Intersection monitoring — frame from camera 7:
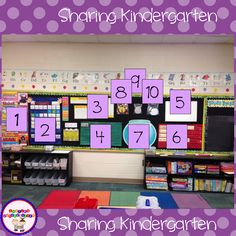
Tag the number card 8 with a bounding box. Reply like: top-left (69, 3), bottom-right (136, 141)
top-left (35, 118), bottom-right (56, 142)
top-left (111, 80), bottom-right (132, 104)
top-left (6, 107), bottom-right (28, 132)
top-left (167, 125), bottom-right (187, 149)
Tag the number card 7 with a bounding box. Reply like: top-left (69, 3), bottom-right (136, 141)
top-left (6, 107), bottom-right (28, 132)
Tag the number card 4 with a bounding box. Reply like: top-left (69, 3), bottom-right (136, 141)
top-left (90, 124), bottom-right (111, 149)
top-left (167, 125), bottom-right (187, 149)
top-left (125, 68), bottom-right (146, 93)
top-left (142, 79), bottom-right (164, 104)
top-left (35, 118), bottom-right (56, 142)
top-left (170, 89), bottom-right (191, 114)
top-left (128, 124), bottom-right (149, 149)
top-left (6, 107), bottom-right (28, 132)
top-left (87, 95), bottom-right (108, 119)
top-left (111, 80), bottom-right (132, 104)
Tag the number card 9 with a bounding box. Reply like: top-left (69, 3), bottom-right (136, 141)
top-left (87, 95), bottom-right (108, 119)
top-left (170, 89), bottom-right (191, 114)
top-left (35, 118), bottom-right (56, 142)
top-left (142, 79), bottom-right (163, 104)
top-left (167, 125), bottom-right (187, 149)
top-left (90, 124), bottom-right (111, 149)
top-left (111, 80), bottom-right (132, 104)
top-left (6, 107), bottom-right (28, 132)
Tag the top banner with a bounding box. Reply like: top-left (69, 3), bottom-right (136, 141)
top-left (0, 0), bottom-right (236, 34)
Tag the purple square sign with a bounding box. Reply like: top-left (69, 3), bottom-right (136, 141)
top-left (111, 79), bottom-right (132, 104)
top-left (142, 79), bottom-right (164, 104)
top-left (6, 107), bottom-right (28, 132)
top-left (125, 68), bottom-right (146, 93)
top-left (128, 124), bottom-right (149, 149)
top-left (90, 124), bottom-right (111, 149)
top-left (87, 94), bottom-right (108, 119)
top-left (167, 125), bottom-right (187, 149)
top-left (35, 118), bottom-right (56, 142)
top-left (170, 89), bottom-right (191, 114)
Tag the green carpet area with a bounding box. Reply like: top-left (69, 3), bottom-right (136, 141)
top-left (110, 191), bottom-right (140, 206)
top-left (2, 183), bottom-right (234, 208)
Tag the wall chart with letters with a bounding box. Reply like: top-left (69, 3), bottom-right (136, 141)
top-left (2, 69), bottom-right (234, 152)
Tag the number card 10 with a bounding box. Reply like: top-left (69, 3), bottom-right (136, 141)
top-left (6, 107), bottom-right (28, 132)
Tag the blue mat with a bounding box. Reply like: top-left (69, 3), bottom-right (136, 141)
top-left (140, 192), bottom-right (179, 209)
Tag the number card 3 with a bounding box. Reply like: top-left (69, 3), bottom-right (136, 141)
top-left (170, 89), bottom-right (191, 114)
top-left (87, 95), bottom-right (108, 119)
top-left (142, 79), bottom-right (164, 104)
top-left (111, 80), bottom-right (132, 104)
top-left (167, 125), bottom-right (187, 149)
top-left (35, 118), bottom-right (56, 142)
top-left (6, 107), bottom-right (28, 132)
top-left (90, 124), bottom-right (111, 149)
top-left (125, 68), bottom-right (146, 93)
top-left (128, 124), bottom-right (149, 149)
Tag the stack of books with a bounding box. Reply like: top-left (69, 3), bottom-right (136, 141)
top-left (168, 161), bottom-right (192, 175)
top-left (145, 174), bottom-right (168, 190)
top-left (194, 179), bottom-right (233, 192)
top-left (169, 177), bottom-right (193, 191)
top-left (220, 162), bottom-right (234, 175)
top-left (146, 166), bottom-right (166, 174)
top-left (206, 165), bottom-right (220, 175)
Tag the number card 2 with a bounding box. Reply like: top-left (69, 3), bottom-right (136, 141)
top-left (128, 124), bottom-right (149, 149)
top-left (6, 107), bottom-right (28, 132)
top-left (125, 68), bottom-right (146, 93)
top-left (142, 79), bottom-right (163, 104)
top-left (170, 89), bottom-right (191, 114)
top-left (111, 80), bottom-right (132, 104)
top-left (35, 118), bottom-right (56, 142)
top-left (167, 125), bottom-right (187, 149)
top-left (90, 124), bottom-right (111, 149)
top-left (87, 95), bottom-right (108, 119)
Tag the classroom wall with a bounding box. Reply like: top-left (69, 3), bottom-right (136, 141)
top-left (2, 42), bottom-right (234, 181)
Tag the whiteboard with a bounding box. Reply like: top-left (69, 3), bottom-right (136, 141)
top-left (165, 101), bottom-right (198, 122)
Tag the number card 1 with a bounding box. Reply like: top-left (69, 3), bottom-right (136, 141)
top-left (167, 125), bottom-right (187, 149)
top-left (90, 124), bottom-right (111, 149)
top-left (6, 107), bottom-right (28, 132)
top-left (87, 95), bottom-right (108, 119)
top-left (125, 68), bottom-right (146, 93)
top-left (142, 79), bottom-right (164, 104)
top-left (128, 124), bottom-right (149, 149)
top-left (170, 89), bottom-right (191, 114)
top-left (111, 79), bottom-right (132, 104)
top-left (35, 118), bottom-right (56, 142)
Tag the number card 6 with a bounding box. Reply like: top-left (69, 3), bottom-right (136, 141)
top-left (6, 107), bottom-right (28, 132)
top-left (35, 118), bottom-right (56, 142)
top-left (167, 125), bottom-right (187, 149)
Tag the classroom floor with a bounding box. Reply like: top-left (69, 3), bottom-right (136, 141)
top-left (2, 182), bottom-right (234, 209)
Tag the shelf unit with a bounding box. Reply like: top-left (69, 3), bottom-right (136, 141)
top-left (2, 150), bottom-right (73, 186)
top-left (144, 154), bottom-right (234, 193)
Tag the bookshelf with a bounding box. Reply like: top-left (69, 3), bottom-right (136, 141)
top-left (144, 153), bottom-right (234, 193)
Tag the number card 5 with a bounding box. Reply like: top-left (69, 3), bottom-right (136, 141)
top-left (111, 80), bottom-right (132, 104)
top-left (35, 118), bottom-right (56, 142)
top-left (170, 89), bottom-right (191, 114)
top-left (128, 124), bottom-right (149, 149)
top-left (6, 107), bottom-right (28, 132)
top-left (142, 79), bottom-right (164, 104)
top-left (90, 124), bottom-right (111, 149)
top-left (88, 95), bottom-right (108, 119)
top-left (167, 125), bottom-right (187, 149)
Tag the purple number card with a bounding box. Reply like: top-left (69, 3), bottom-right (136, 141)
top-left (87, 94), bottom-right (108, 119)
top-left (35, 118), bottom-right (56, 142)
top-left (128, 124), bottom-right (149, 149)
top-left (90, 124), bottom-right (111, 149)
top-left (142, 79), bottom-right (164, 104)
top-left (125, 68), bottom-right (146, 93)
top-left (170, 89), bottom-right (191, 114)
top-left (111, 80), bottom-right (132, 104)
top-left (167, 124), bottom-right (187, 149)
top-left (6, 107), bottom-right (28, 132)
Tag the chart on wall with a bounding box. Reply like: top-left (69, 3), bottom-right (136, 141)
top-left (2, 69), bottom-right (234, 95)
